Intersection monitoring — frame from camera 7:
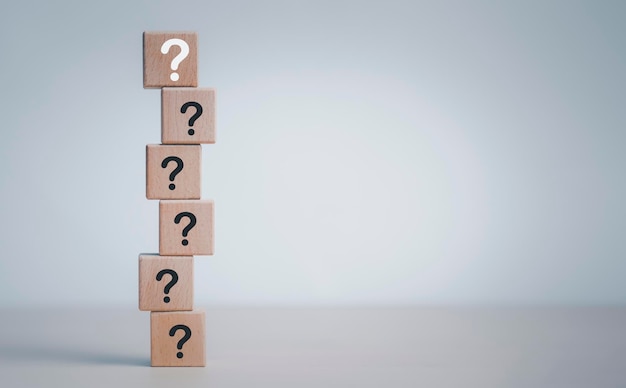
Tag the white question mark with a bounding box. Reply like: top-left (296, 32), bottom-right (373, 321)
top-left (160, 38), bottom-right (190, 82)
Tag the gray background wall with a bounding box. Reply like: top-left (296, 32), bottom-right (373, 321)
top-left (0, 0), bottom-right (624, 307)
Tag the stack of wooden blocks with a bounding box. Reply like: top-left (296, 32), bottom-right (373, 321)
top-left (139, 31), bottom-right (215, 367)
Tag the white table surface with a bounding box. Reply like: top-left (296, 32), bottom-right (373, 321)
top-left (1, 306), bottom-right (625, 387)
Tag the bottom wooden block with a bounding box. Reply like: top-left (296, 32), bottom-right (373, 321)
top-left (151, 310), bottom-right (206, 367)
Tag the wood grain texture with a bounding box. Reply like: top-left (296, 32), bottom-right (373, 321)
top-left (162, 87), bottom-right (216, 144)
top-left (143, 31), bottom-right (198, 88)
top-left (151, 310), bottom-right (206, 367)
top-left (138, 254), bottom-right (194, 312)
top-left (159, 200), bottom-right (214, 256)
top-left (146, 144), bottom-right (201, 200)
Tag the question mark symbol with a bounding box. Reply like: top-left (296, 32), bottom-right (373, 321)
top-left (180, 102), bottom-right (203, 136)
top-left (169, 324), bottom-right (192, 359)
top-left (160, 39), bottom-right (189, 82)
top-left (161, 156), bottom-right (184, 190)
top-left (155, 269), bottom-right (178, 303)
top-left (174, 212), bottom-right (196, 246)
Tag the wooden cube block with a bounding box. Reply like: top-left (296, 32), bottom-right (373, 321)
top-left (151, 310), bottom-right (205, 367)
top-left (160, 200), bottom-right (214, 256)
top-left (143, 31), bottom-right (198, 88)
top-left (139, 254), bottom-right (193, 312)
top-left (146, 144), bottom-right (201, 200)
top-left (162, 88), bottom-right (216, 144)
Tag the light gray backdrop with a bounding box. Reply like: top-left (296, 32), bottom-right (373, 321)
top-left (0, 0), bottom-right (624, 307)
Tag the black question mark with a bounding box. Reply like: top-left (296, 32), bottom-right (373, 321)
top-left (174, 212), bottom-right (196, 246)
top-left (180, 102), bottom-right (203, 136)
top-left (169, 324), bottom-right (192, 359)
top-left (161, 156), bottom-right (184, 190)
top-left (155, 269), bottom-right (178, 303)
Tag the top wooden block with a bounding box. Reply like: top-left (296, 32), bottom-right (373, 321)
top-left (143, 31), bottom-right (198, 88)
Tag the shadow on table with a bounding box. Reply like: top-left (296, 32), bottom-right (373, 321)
top-left (0, 345), bottom-right (150, 366)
